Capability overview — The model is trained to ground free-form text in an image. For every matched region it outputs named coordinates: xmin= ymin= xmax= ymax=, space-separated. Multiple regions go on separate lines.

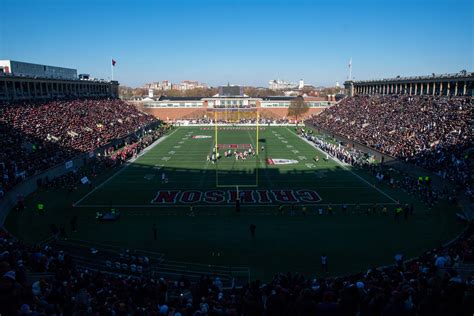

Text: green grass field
xmin=5 ymin=126 xmax=464 ymax=281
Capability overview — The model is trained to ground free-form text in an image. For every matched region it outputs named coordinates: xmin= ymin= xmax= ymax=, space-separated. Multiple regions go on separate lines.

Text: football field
xmin=75 ymin=126 xmax=396 ymax=207
xmin=5 ymin=126 xmax=464 ymax=281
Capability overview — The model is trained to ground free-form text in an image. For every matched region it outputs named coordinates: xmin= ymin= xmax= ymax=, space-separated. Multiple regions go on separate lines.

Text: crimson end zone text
xmin=151 ymin=189 xmax=322 ymax=204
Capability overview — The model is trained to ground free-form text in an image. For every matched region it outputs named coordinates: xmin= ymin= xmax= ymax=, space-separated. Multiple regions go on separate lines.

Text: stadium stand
xmin=298 ymin=130 xmax=453 ymax=210
xmin=1 ymin=93 xmax=473 ymax=315
xmin=0 ymin=225 xmax=472 ymax=315
xmin=306 ymin=95 xmax=473 ymax=201
xmin=0 ymin=98 xmax=157 ymax=196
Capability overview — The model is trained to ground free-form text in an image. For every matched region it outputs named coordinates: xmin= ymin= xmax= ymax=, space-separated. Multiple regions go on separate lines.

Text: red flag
xmin=112 ymin=59 xmax=116 ymax=66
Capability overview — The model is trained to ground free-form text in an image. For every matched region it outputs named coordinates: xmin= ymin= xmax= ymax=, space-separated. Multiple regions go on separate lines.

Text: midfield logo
xmin=266 ymin=158 xmax=299 ymax=165
xmin=151 ymin=189 xmax=322 ymax=204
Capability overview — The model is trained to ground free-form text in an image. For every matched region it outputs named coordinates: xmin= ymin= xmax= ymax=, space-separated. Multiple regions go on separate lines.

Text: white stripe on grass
xmin=73 ymin=127 xmax=181 ymax=206
xmin=285 ymin=127 xmax=398 ymax=204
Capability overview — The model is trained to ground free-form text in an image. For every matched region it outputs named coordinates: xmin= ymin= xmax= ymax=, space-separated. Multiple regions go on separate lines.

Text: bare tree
xmin=287 ymin=96 xmax=309 ymax=121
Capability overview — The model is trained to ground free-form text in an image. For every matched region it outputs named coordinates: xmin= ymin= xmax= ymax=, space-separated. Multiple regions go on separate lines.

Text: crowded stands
xmin=1 ymin=94 xmax=473 ymax=315
xmin=33 ymin=127 xmax=167 ymax=195
xmin=0 ymin=98 xmax=157 ymax=196
xmin=298 ymin=130 xmax=450 ymax=210
xmin=0 ymin=224 xmax=472 ymax=315
xmin=307 ymin=95 xmax=472 ymax=198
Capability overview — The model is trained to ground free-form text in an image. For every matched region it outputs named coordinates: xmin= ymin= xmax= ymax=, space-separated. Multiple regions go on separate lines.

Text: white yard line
xmin=73 ymin=127 xmax=181 ymax=206
xmin=198 ymin=134 xmax=216 ymax=187
xmin=246 ymin=128 xmax=275 ymax=187
xmin=285 ymin=127 xmax=399 ymax=204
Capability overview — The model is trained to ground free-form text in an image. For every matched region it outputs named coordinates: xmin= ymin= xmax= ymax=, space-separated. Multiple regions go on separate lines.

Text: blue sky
xmin=0 ymin=0 xmax=472 ymax=87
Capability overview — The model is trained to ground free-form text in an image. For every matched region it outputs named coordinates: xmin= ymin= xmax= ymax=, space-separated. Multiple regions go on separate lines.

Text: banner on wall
xmin=65 ymin=160 xmax=73 ymax=169
xmin=80 ymin=176 xmax=90 ymax=185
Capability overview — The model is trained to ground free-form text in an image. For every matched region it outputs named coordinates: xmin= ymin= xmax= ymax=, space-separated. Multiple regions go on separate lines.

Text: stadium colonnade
xmin=344 ymin=71 xmax=474 ymax=97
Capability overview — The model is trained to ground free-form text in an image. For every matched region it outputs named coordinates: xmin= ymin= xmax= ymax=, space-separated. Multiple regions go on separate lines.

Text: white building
xmin=145 ymin=80 xmax=206 ymax=91
xmin=268 ymin=79 xmax=303 ymax=90
xmin=298 ymin=79 xmax=304 ymax=89
xmin=268 ymin=79 xmax=296 ymax=90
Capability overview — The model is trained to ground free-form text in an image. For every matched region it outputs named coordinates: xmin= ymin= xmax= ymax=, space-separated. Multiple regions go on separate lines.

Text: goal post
xmin=213 ymin=108 xmax=261 ymax=188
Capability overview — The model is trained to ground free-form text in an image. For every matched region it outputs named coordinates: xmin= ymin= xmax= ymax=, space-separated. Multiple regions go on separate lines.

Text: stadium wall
xmin=141 ymin=107 xmax=326 ymax=121
xmin=260 ymin=107 xmax=325 ymax=119
xmin=142 ymin=108 xmax=207 ymax=121
xmin=0 ymin=75 xmax=119 ymax=100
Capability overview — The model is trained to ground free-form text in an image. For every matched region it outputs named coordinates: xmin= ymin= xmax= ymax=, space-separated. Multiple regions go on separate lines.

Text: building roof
xmin=349 ymin=71 xmax=474 ymax=85
xmin=303 ymin=97 xmax=327 ymax=101
xmin=260 ymin=96 xmax=296 ymax=101
xmin=0 ymin=60 xmax=77 ymax=71
xmin=158 ymin=96 xmax=203 ymax=101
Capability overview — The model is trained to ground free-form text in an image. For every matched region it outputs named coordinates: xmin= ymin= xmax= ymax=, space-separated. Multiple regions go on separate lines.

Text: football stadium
xmin=1 ymin=1 xmax=473 ymax=315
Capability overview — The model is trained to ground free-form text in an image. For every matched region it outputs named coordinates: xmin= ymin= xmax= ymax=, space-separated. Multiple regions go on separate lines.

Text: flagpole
xmin=111 ymin=58 xmax=114 ymax=81
xmin=349 ymin=57 xmax=352 ymax=81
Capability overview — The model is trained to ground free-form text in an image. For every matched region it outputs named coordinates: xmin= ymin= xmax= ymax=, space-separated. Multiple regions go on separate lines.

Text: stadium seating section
xmin=0 ymin=96 xmax=473 ymax=315
xmin=0 ymin=99 xmax=157 ymax=196
xmin=307 ymin=95 xmax=472 ymax=200
xmin=0 ymin=227 xmax=472 ymax=315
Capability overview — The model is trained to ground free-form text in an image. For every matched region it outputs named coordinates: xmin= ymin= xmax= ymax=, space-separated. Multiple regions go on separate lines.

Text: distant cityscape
xmin=143 ymin=79 xmax=340 ymax=92
xmin=269 ymin=79 xmax=306 ymax=90
xmin=144 ymin=80 xmax=208 ymax=91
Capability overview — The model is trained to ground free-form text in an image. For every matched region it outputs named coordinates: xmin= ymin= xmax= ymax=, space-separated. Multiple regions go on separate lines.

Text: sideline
xmin=73 ymin=127 xmax=181 ymax=206
xmin=286 ymin=127 xmax=399 ymax=204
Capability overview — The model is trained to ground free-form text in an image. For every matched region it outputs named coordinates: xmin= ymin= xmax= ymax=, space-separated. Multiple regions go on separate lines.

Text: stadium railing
xmin=51 ymin=238 xmax=250 ymax=287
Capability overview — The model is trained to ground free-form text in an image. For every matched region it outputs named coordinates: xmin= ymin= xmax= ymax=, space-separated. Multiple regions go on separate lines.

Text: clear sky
xmin=0 ymin=0 xmax=472 ymax=87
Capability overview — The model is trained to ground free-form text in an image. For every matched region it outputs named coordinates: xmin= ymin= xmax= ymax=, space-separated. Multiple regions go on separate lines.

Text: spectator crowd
xmin=0 ymin=225 xmax=472 ymax=315
xmin=0 ymin=95 xmax=473 ymax=315
xmin=298 ymin=130 xmax=453 ymax=210
xmin=0 ymin=98 xmax=157 ymax=197
xmin=31 ymin=126 xmax=167 ymax=196
xmin=307 ymin=95 xmax=472 ymax=200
